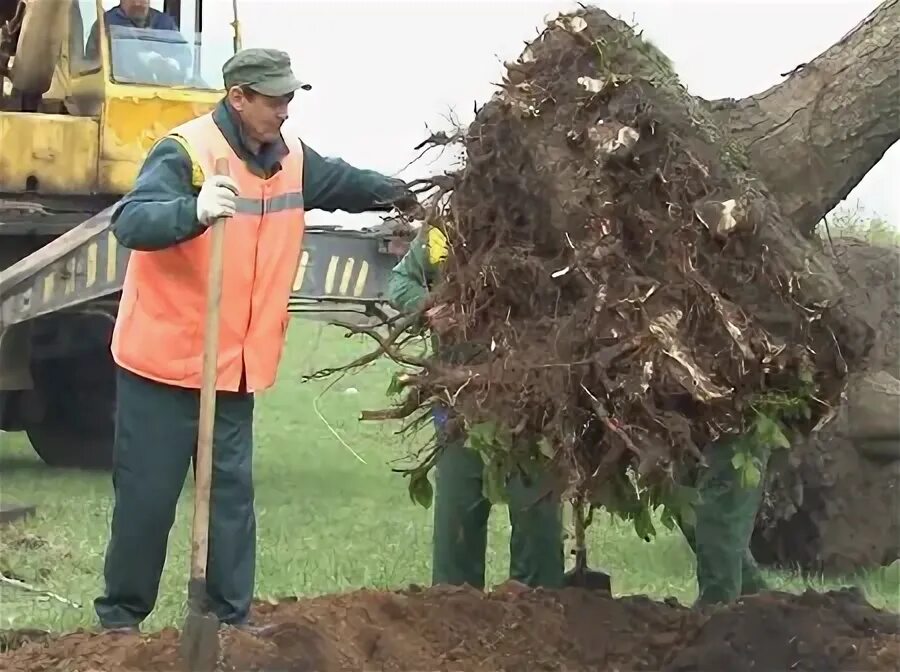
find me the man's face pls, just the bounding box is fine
[228,87,293,145]
[120,0,150,21]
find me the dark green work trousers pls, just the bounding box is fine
[94,366,255,628]
[431,412,564,589]
[679,438,771,605]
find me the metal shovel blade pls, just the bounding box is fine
[180,608,219,672]
[564,548,612,592]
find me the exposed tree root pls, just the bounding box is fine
[315,7,875,529]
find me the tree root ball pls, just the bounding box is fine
[379,7,872,513]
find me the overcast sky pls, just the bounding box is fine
[230,0,897,229]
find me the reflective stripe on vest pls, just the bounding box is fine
[234,192,305,215]
[111,112,307,393]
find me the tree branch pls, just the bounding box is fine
[302,313,426,381]
[711,0,899,235]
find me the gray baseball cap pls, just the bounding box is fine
[222,48,311,96]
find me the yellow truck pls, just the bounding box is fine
[0,0,406,469]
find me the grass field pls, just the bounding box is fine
[1,320,897,633]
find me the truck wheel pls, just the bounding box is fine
[24,349,115,471]
[26,421,113,470]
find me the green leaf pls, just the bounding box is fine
[408,470,434,509]
[753,413,791,450]
[537,437,555,459]
[466,420,514,459]
[467,422,497,452]
[494,424,514,452]
[752,413,776,441]
[771,424,791,449]
[740,460,761,489]
[732,451,747,469]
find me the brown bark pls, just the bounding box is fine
[710,1,900,572]
[751,239,900,571]
[711,0,900,236]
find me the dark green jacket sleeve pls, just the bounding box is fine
[387,229,439,313]
[110,139,203,251]
[301,142,410,214]
[111,133,413,251]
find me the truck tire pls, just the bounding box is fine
[23,345,115,471]
[26,419,113,470]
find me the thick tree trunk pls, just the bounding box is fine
[707,0,900,572]
[710,0,899,236]
[751,239,900,573]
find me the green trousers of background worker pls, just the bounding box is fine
[387,228,564,587]
[94,366,256,628]
[431,410,565,589]
[677,437,772,604]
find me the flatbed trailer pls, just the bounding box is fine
[0,210,407,469]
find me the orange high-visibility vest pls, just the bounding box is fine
[110,112,306,393]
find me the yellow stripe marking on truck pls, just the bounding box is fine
[324,256,339,294]
[292,250,309,291]
[43,274,54,303]
[107,232,117,282]
[353,261,369,297]
[87,244,98,287]
[64,259,76,295]
[339,258,355,295]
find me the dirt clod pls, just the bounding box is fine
[1,587,897,671]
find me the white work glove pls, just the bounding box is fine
[196,175,239,226]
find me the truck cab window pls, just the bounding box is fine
[70,0,101,75]
[71,0,229,89]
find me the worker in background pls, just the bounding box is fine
[388,222,565,590]
[677,438,772,604]
[101,0,177,32]
[85,0,178,59]
[85,0,194,85]
[94,48,421,634]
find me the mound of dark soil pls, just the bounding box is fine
[2,585,897,671]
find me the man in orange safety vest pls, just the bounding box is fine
[94,48,420,633]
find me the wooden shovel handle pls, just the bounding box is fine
[190,157,231,584]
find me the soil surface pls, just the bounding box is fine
[2,584,898,671]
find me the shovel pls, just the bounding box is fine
[563,499,612,592]
[180,158,231,672]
